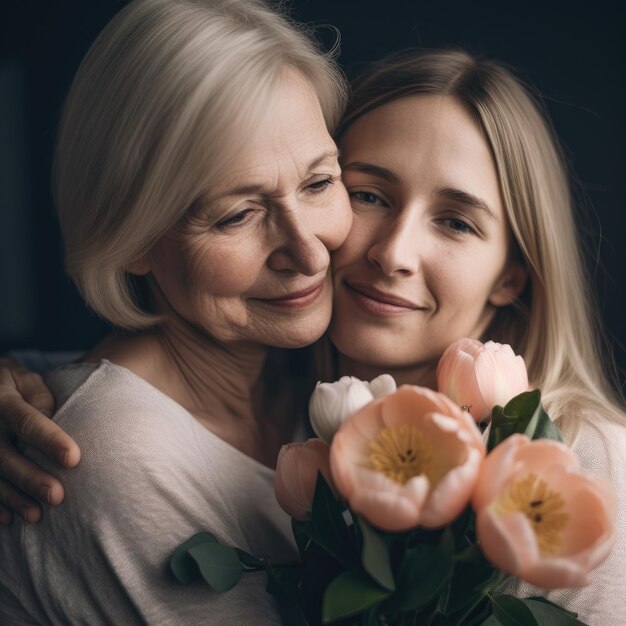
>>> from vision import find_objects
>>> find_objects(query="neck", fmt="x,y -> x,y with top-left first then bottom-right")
337,352 -> 438,390
154,320 -> 270,420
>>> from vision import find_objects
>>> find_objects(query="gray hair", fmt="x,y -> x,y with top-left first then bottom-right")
54,0 -> 347,328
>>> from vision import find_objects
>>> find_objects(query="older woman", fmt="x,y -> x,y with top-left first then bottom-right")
0,0 -> 353,623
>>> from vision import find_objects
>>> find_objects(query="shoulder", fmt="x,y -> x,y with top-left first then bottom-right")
570,415 -> 626,478
31,361 -> 218,506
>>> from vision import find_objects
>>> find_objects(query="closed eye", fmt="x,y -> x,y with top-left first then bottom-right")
216,208 -> 257,230
305,178 -> 335,195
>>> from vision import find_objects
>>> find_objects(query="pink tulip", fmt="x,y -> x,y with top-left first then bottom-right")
329,385 -> 485,531
274,439 -> 333,521
436,338 -> 529,423
472,434 -> 616,588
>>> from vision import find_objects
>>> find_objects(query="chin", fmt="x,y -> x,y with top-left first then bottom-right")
267,314 -> 331,349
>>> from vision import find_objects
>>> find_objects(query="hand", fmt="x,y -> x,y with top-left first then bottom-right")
0,358 -> 81,525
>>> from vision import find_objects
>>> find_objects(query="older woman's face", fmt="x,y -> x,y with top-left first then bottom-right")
145,69 -> 352,348
331,95 -> 525,370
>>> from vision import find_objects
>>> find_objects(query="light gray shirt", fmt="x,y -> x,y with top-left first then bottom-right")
0,360 -> 297,625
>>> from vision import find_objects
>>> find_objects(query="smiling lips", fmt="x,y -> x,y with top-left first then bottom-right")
345,281 -> 423,315
261,279 -> 326,309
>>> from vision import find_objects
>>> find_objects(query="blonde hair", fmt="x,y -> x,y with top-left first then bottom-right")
339,49 -> 625,440
54,0 -> 347,329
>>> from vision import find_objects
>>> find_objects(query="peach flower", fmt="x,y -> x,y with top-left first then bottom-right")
472,434 -> 616,588
436,338 -> 529,423
329,385 -> 485,531
274,438 -> 333,521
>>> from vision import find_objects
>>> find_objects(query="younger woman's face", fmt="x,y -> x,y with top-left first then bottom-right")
330,94 -> 525,372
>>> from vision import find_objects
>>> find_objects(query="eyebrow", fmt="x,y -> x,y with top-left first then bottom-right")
342,162 -> 400,184
222,149 -> 340,197
437,187 -> 498,221
343,161 -> 497,221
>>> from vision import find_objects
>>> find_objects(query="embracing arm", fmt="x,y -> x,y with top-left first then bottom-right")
0,356 -> 81,525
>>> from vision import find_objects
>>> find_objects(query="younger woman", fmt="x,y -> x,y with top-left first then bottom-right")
325,49 -> 626,622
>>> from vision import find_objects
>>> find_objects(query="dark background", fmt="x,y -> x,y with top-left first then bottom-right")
1,0 -> 624,383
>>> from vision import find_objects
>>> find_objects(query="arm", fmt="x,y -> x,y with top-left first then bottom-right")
0,356 -> 81,525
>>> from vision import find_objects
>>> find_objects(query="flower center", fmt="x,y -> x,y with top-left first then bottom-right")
495,473 -> 569,555
368,426 -> 432,485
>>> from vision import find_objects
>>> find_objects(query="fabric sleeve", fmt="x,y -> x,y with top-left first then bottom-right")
11,366 -> 284,626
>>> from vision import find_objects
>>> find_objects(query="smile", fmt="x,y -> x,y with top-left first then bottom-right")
344,281 -> 422,316
259,280 -> 326,309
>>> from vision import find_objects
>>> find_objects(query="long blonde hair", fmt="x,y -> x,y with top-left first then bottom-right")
339,49 -> 624,441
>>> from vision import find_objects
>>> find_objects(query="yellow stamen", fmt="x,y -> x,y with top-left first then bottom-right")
368,426 -> 432,485
494,473 -> 569,555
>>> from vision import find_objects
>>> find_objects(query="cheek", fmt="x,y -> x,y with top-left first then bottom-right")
150,237 -> 265,303
332,213 -> 374,268
326,185 -> 354,250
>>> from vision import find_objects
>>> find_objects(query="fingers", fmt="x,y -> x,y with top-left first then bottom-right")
0,388 -> 81,468
0,442 -> 66,507
14,370 -> 56,418
12,400 -> 81,468
0,475 -> 43,524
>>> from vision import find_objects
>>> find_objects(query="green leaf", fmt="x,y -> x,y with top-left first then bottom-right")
528,410 -> 564,442
310,472 -> 356,567
521,598 -> 584,624
355,516 -> 395,591
488,391 -> 564,451
480,616 -> 501,625
442,550 -> 503,617
235,548 -> 265,571
491,595 -> 538,626
389,541 -> 452,614
363,606 -> 384,626
292,518 -> 314,558
188,541 -> 243,592
265,563 -> 309,626
169,531 -> 218,584
322,569 -> 391,623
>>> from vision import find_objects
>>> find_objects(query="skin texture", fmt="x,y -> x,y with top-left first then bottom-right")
139,69 -> 351,350
331,95 -> 527,388
0,68 -> 353,523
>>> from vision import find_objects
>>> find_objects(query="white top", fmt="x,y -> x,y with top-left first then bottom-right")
499,417 -> 626,624
0,360 -> 298,625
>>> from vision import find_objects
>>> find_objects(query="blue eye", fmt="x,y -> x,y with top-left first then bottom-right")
350,191 -> 385,206
443,218 -> 474,234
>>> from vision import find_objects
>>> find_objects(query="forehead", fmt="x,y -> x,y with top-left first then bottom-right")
213,69 -> 337,194
340,94 -> 502,213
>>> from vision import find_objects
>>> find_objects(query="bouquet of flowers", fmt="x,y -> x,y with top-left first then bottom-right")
170,339 -> 616,625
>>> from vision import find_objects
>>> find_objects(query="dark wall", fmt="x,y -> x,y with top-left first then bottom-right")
1,0 -> 624,380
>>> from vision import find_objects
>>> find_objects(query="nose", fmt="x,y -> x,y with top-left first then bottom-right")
366,213 -> 420,277
268,209 -> 330,276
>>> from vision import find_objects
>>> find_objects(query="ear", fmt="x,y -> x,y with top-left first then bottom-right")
489,260 -> 528,307
126,257 -> 150,276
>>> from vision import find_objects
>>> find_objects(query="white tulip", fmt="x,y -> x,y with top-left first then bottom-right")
368,374 -> 397,398
308,376 -> 374,443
